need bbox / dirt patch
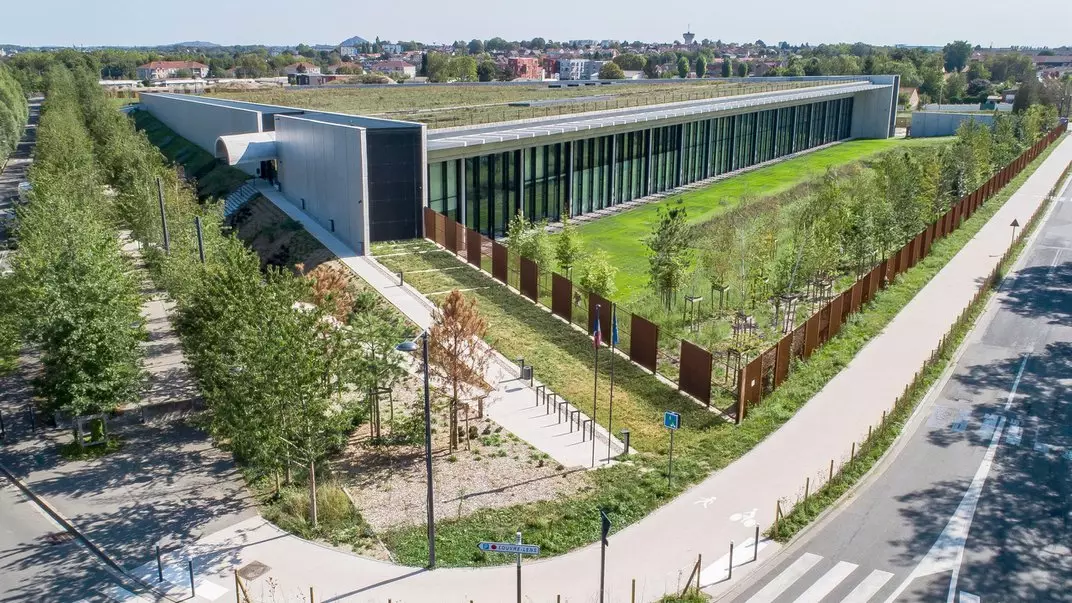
[337,384,591,533]
[227,195,335,272]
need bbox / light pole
[397,332,436,568]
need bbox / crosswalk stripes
[743,552,902,603]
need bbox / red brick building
[508,57,542,81]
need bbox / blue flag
[611,308,619,347]
[593,312,601,348]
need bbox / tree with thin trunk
[428,290,491,451]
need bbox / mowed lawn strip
[575,137,949,297]
[374,138,1058,566]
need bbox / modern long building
[139,76,898,254]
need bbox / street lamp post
[397,332,436,568]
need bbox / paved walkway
[101,135,1072,603]
[0,98,39,273]
[254,182,627,469]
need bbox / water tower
[682,25,695,46]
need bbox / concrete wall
[141,93,262,155]
[849,75,898,139]
[274,115,369,253]
[910,112,995,138]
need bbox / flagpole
[592,304,600,469]
[607,305,616,463]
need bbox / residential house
[284,62,321,76]
[899,87,920,110]
[136,61,209,81]
[368,60,416,78]
[381,43,403,55]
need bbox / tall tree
[695,55,708,78]
[428,291,491,451]
[942,41,973,73]
[555,220,584,276]
[646,205,694,309]
[677,55,690,79]
[721,59,732,78]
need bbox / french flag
[593,312,602,348]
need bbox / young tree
[428,291,491,451]
[599,62,625,80]
[699,219,734,310]
[578,250,618,298]
[721,59,732,78]
[736,62,748,77]
[506,214,553,268]
[554,220,584,276]
[695,55,708,78]
[677,56,690,79]
[646,205,694,309]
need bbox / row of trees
[0,64,26,165]
[6,66,146,420]
[641,106,1060,340]
[504,214,618,298]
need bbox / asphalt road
[724,171,1072,602]
[0,475,128,603]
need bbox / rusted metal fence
[733,124,1064,423]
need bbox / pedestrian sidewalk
[254,182,627,469]
[106,135,1072,603]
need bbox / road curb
[0,459,179,602]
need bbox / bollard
[727,541,735,580]
[620,429,631,457]
[234,570,240,603]
[868,425,873,441]
[631,578,636,603]
[0,410,5,441]
[850,442,856,468]
[156,546,163,582]
[310,587,314,603]
[804,477,810,506]
[829,459,834,483]
[753,525,759,561]
[189,560,196,597]
[27,405,36,432]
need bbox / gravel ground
[339,403,591,533]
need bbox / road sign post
[477,535,541,603]
[664,411,680,487]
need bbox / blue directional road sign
[664,411,681,430]
[478,541,541,555]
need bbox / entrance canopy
[215,132,277,166]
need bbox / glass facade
[428,97,854,237]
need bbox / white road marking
[792,560,858,603]
[99,585,152,602]
[950,409,970,432]
[1004,355,1029,410]
[698,536,772,585]
[976,414,999,440]
[840,569,894,603]
[882,417,1006,603]
[1048,249,1062,278]
[959,592,980,603]
[694,496,717,508]
[1005,419,1022,446]
[745,552,823,603]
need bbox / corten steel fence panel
[506,250,521,291]
[735,356,763,422]
[455,222,466,255]
[774,335,792,387]
[519,257,539,302]
[828,294,844,340]
[588,293,613,338]
[491,242,508,283]
[803,313,821,358]
[551,273,572,322]
[839,289,853,323]
[630,314,659,373]
[434,212,447,246]
[466,229,482,267]
[791,324,807,360]
[423,207,436,240]
[909,233,922,269]
[680,340,713,406]
[859,272,872,306]
[818,303,831,343]
[870,260,886,300]
[849,280,863,314]
[444,216,458,254]
[923,224,934,259]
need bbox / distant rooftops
[139,60,208,70]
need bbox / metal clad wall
[275,115,368,253]
[365,128,424,242]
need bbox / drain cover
[237,560,271,581]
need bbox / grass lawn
[574,137,951,299]
[371,137,1059,567]
[212,80,831,129]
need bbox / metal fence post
[188,560,195,597]
[753,525,759,561]
[156,546,163,582]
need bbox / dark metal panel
[551,273,572,322]
[630,314,659,373]
[444,215,458,252]
[680,340,713,406]
[828,294,844,340]
[466,229,482,267]
[774,336,791,387]
[492,241,508,283]
[803,313,821,358]
[519,257,538,301]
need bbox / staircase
[223,180,260,217]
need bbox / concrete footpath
[254,182,627,470]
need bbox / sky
[1,0,1069,49]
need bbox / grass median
[374,136,1061,566]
